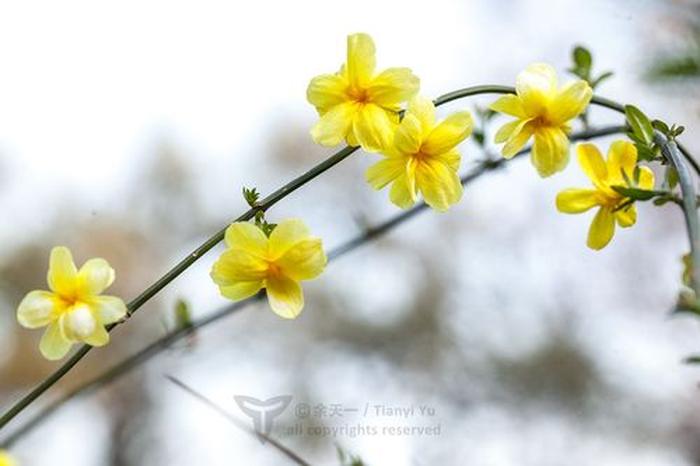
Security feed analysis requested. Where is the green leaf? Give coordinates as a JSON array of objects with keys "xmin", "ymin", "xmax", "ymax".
[
  {"xmin": 665, "ymin": 166, "xmax": 679, "ymax": 190},
  {"xmin": 473, "ymin": 130, "xmax": 485, "ymax": 147},
  {"xmin": 336, "ymin": 446, "xmax": 365, "ymax": 466},
  {"xmin": 683, "ymin": 253, "xmax": 693, "ymax": 287},
  {"xmin": 652, "ymin": 119, "xmax": 670, "ymax": 135},
  {"xmin": 624, "ymin": 105, "xmax": 655, "ymax": 146},
  {"xmin": 174, "ymin": 299, "xmax": 193, "ymax": 329},
  {"xmin": 242, "ymin": 187, "xmax": 260, "ymax": 207},
  {"xmin": 591, "ymin": 71, "xmax": 614, "ymax": 88},
  {"xmin": 610, "ymin": 185, "xmax": 664, "ymax": 201},
  {"xmin": 573, "ymin": 46, "xmax": 592, "ymax": 71},
  {"xmin": 684, "ymin": 355, "xmax": 700, "ymax": 364},
  {"xmin": 647, "ymin": 55, "xmax": 700, "ymax": 81}
]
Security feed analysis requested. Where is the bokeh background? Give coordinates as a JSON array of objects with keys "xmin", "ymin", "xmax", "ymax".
[{"xmin": 1, "ymin": 0, "xmax": 700, "ymax": 464}]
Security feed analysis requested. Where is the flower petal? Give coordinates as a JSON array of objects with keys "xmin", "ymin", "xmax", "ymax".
[
  {"xmin": 367, "ymin": 67, "xmax": 419, "ymax": 107},
  {"xmin": 423, "ymin": 111, "xmax": 473, "ymax": 155},
  {"xmin": 63, "ymin": 304, "xmax": 97, "ymax": 340},
  {"xmin": 277, "ymin": 239, "xmax": 327, "ymax": 281},
  {"xmin": 606, "ymin": 140, "xmax": 637, "ymax": 184},
  {"xmin": 490, "ymin": 94, "xmax": 528, "ymax": 118},
  {"xmin": 556, "ymin": 189, "xmax": 600, "ymax": 213},
  {"xmin": 77, "ymin": 258, "xmax": 115, "ymax": 296},
  {"xmin": 351, "ymin": 103, "xmax": 397, "ymax": 153},
  {"xmin": 548, "ymin": 80, "xmax": 592, "ymax": 124},
  {"xmin": 310, "ymin": 101, "xmax": 358, "ymax": 147},
  {"xmin": 265, "ymin": 275, "xmax": 304, "ymax": 319},
  {"xmin": 494, "ymin": 119, "xmax": 528, "ymax": 144},
  {"xmin": 306, "ymin": 73, "xmax": 349, "ymax": 114},
  {"xmin": 408, "ymin": 96, "xmax": 436, "ymax": 132},
  {"xmin": 587, "ymin": 207, "xmax": 616, "ymax": 250},
  {"xmin": 269, "ymin": 219, "xmax": 311, "ymax": 259},
  {"xmin": 516, "ymin": 63, "xmax": 558, "ymax": 115},
  {"xmin": 502, "ymin": 122, "xmax": 534, "ymax": 158},
  {"xmin": 220, "ymin": 280, "xmax": 264, "ymax": 301},
  {"xmin": 577, "ymin": 143, "xmax": 608, "ymax": 188},
  {"xmin": 17, "ymin": 290, "xmax": 59, "ymax": 328},
  {"xmin": 615, "ymin": 204, "xmax": 637, "ymax": 228},
  {"xmin": 40, "ymin": 321, "xmax": 73, "ymax": 360},
  {"xmin": 393, "ymin": 113, "xmax": 423, "ymax": 154},
  {"xmin": 389, "ymin": 172, "xmax": 417, "ymax": 209},
  {"xmin": 90, "ymin": 295, "xmax": 127, "ymax": 325},
  {"xmin": 211, "ymin": 249, "xmax": 268, "ymax": 286},
  {"xmin": 47, "ymin": 246, "xmax": 77, "ymax": 296},
  {"xmin": 83, "ymin": 324, "xmax": 110, "ymax": 347},
  {"xmin": 366, "ymin": 156, "xmax": 407, "ymax": 190},
  {"xmin": 440, "ymin": 149, "xmax": 461, "ymax": 172},
  {"xmin": 637, "ymin": 166, "xmax": 655, "ymax": 190},
  {"xmin": 415, "ymin": 159, "xmax": 463, "ymax": 212},
  {"xmin": 346, "ymin": 33, "xmax": 376, "ymax": 88},
  {"xmin": 531, "ymin": 126, "xmax": 570, "ymax": 177},
  {"xmin": 224, "ymin": 222, "xmax": 268, "ymax": 255}
]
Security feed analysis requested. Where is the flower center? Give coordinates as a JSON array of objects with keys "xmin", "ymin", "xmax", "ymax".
[
  {"xmin": 57, "ymin": 294, "xmax": 81, "ymax": 314},
  {"xmin": 348, "ymin": 86, "xmax": 370, "ymax": 104},
  {"xmin": 267, "ymin": 262, "xmax": 283, "ymax": 278},
  {"xmin": 532, "ymin": 115, "xmax": 552, "ymax": 127},
  {"xmin": 411, "ymin": 147, "xmax": 434, "ymax": 165}
]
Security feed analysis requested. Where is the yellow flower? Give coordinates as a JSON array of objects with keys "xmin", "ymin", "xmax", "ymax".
[
  {"xmin": 0, "ymin": 450, "xmax": 17, "ymax": 466},
  {"xmin": 307, "ymin": 33, "xmax": 420, "ymax": 153},
  {"xmin": 16, "ymin": 247, "xmax": 127, "ymax": 360},
  {"xmin": 365, "ymin": 96, "xmax": 473, "ymax": 211},
  {"xmin": 490, "ymin": 63, "xmax": 592, "ymax": 177},
  {"xmin": 211, "ymin": 219, "xmax": 327, "ymax": 319},
  {"xmin": 556, "ymin": 141, "xmax": 655, "ymax": 250}
]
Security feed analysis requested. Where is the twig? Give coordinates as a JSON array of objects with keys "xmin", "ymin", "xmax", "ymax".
[
  {"xmin": 655, "ymin": 132, "xmax": 700, "ymax": 296},
  {"xmin": 2, "ymin": 84, "xmax": 532, "ymax": 430},
  {"xmin": 165, "ymin": 375, "xmax": 313, "ymax": 466},
  {"xmin": 0, "ymin": 125, "xmax": 624, "ymax": 447}
]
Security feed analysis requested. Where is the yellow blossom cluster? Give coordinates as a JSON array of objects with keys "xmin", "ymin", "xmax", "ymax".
[{"xmin": 15, "ymin": 32, "xmax": 660, "ymax": 361}]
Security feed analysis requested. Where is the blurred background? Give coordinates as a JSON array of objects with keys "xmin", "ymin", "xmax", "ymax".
[{"xmin": 1, "ymin": 0, "xmax": 700, "ymax": 464}]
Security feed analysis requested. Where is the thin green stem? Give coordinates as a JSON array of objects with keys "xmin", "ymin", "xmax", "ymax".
[
  {"xmin": 0, "ymin": 80, "xmax": 692, "ymax": 431},
  {"xmin": 0, "ymin": 125, "xmax": 624, "ymax": 447},
  {"xmin": 0, "ymin": 84, "xmax": 527, "ymax": 431},
  {"xmin": 655, "ymin": 133, "xmax": 700, "ymax": 296}
]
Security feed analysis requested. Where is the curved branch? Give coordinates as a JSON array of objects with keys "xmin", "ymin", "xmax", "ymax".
[
  {"xmin": 0, "ymin": 82, "xmax": 684, "ymax": 431},
  {"xmin": 655, "ymin": 133, "xmax": 700, "ymax": 296},
  {"xmin": 0, "ymin": 125, "xmax": 625, "ymax": 447}
]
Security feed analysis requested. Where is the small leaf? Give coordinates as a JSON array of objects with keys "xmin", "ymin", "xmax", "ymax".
[
  {"xmin": 683, "ymin": 355, "xmax": 700, "ymax": 364},
  {"xmin": 573, "ymin": 46, "xmax": 592, "ymax": 71},
  {"xmin": 633, "ymin": 166, "xmax": 641, "ymax": 184},
  {"xmin": 591, "ymin": 71, "xmax": 614, "ymax": 88},
  {"xmin": 242, "ymin": 187, "xmax": 260, "ymax": 207},
  {"xmin": 673, "ymin": 125, "xmax": 685, "ymax": 137},
  {"xmin": 625, "ymin": 105, "xmax": 655, "ymax": 146},
  {"xmin": 683, "ymin": 253, "xmax": 693, "ymax": 287},
  {"xmin": 473, "ymin": 130, "xmax": 485, "ymax": 147},
  {"xmin": 665, "ymin": 166, "xmax": 679, "ymax": 190},
  {"xmin": 611, "ymin": 185, "xmax": 664, "ymax": 201},
  {"xmin": 174, "ymin": 299, "xmax": 193, "ymax": 330},
  {"xmin": 652, "ymin": 119, "xmax": 670, "ymax": 135}
]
